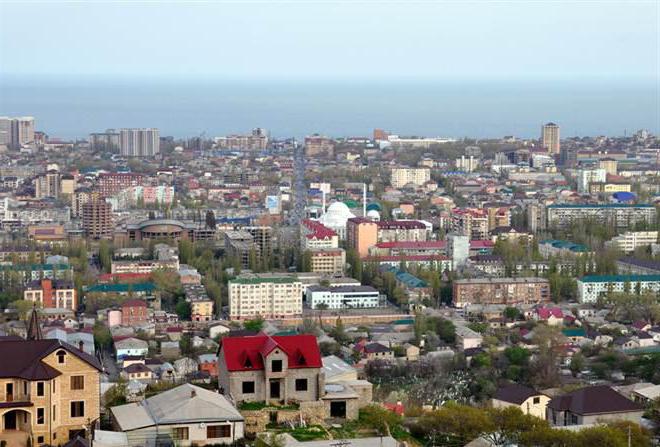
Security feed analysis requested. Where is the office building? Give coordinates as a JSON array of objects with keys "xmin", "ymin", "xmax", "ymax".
[
  {"xmin": 82, "ymin": 199, "xmax": 113, "ymax": 239},
  {"xmin": 452, "ymin": 277, "xmax": 551, "ymax": 307},
  {"xmin": 306, "ymin": 285, "xmax": 380, "ymax": 309},
  {"xmin": 605, "ymin": 231, "xmax": 658, "ymax": 253},
  {"xmin": 119, "ymin": 128, "xmax": 160, "ymax": 157},
  {"xmin": 228, "ymin": 273, "xmax": 302, "ymax": 320},
  {"xmin": 577, "ymin": 275, "xmax": 660, "ymax": 303},
  {"xmin": 542, "ymin": 122, "xmax": 560, "ymax": 154},
  {"xmin": 390, "ymin": 167, "xmax": 431, "ymax": 188}
]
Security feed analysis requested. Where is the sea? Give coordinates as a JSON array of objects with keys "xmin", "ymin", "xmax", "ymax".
[{"xmin": 0, "ymin": 76, "xmax": 658, "ymax": 140}]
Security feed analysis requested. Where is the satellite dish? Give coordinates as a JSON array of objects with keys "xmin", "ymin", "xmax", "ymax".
[{"xmin": 199, "ymin": 423, "xmax": 206, "ymax": 428}]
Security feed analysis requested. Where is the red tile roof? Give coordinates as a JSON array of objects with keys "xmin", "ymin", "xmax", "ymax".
[{"xmin": 220, "ymin": 334, "xmax": 322, "ymax": 372}]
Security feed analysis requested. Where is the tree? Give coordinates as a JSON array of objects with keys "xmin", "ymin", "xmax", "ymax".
[
  {"xmin": 13, "ymin": 300, "xmax": 41, "ymax": 320},
  {"xmin": 244, "ymin": 316, "xmax": 264, "ymax": 332},
  {"xmin": 93, "ymin": 321, "xmax": 113, "ymax": 351},
  {"xmin": 569, "ymin": 352, "xmax": 585, "ymax": 377},
  {"xmin": 329, "ymin": 318, "xmax": 350, "ymax": 345},
  {"xmin": 205, "ymin": 210, "xmax": 216, "ymax": 229},
  {"xmin": 504, "ymin": 306, "xmax": 521, "ymax": 321},
  {"xmin": 179, "ymin": 332, "xmax": 193, "ymax": 355},
  {"xmin": 301, "ymin": 250, "xmax": 312, "ymax": 273},
  {"xmin": 359, "ymin": 405, "xmax": 403, "ymax": 436},
  {"xmin": 98, "ymin": 240, "xmax": 113, "ymax": 274},
  {"xmin": 529, "ymin": 325, "xmax": 567, "ymax": 388},
  {"xmin": 175, "ymin": 299, "xmax": 191, "ymax": 320}
]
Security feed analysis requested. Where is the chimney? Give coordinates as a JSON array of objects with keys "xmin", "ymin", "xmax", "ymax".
[
  {"xmin": 78, "ymin": 340, "xmax": 85, "ymax": 352},
  {"xmin": 190, "ymin": 389, "xmax": 197, "ymax": 398}
]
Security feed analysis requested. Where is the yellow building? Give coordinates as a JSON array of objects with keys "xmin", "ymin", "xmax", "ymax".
[
  {"xmin": 491, "ymin": 384, "xmax": 550, "ymax": 420},
  {"xmin": 589, "ymin": 182, "xmax": 632, "ymax": 194},
  {"xmin": 541, "ymin": 122, "xmax": 560, "ymax": 154},
  {"xmin": 191, "ymin": 299, "xmax": 214, "ymax": 322},
  {"xmin": 0, "ymin": 312, "xmax": 102, "ymax": 447}
]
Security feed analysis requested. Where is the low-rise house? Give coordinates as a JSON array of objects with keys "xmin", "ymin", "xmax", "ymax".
[
  {"xmin": 120, "ymin": 363, "xmax": 155, "ymax": 383},
  {"xmin": 0, "ymin": 336, "xmax": 102, "ymax": 445},
  {"xmin": 547, "ymin": 385, "xmax": 643, "ymax": 427},
  {"xmin": 110, "ymin": 384, "xmax": 244, "ymax": 446},
  {"xmin": 403, "ymin": 343, "xmax": 420, "ymax": 361},
  {"xmin": 455, "ymin": 325, "xmax": 483, "ymax": 351},
  {"xmin": 561, "ymin": 328, "xmax": 586, "ymax": 344},
  {"xmin": 630, "ymin": 384, "xmax": 660, "ymax": 404},
  {"xmin": 121, "ymin": 300, "xmax": 149, "ymax": 327},
  {"xmin": 114, "ymin": 337, "xmax": 149, "ymax": 360},
  {"xmin": 534, "ymin": 307, "xmax": 564, "ymax": 326},
  {"xmin": 198, "ymin": 353, "xmax": 218, "ymax": 378},
  {"xmin": 492, "ymin": 384, "xmax": 550, "ymax": 420},
  {"xmin": 174, "ymin": 358, "xmax": 198, "ymax": 380},
  {"xmin": 357, "ymin": 343, "xmax": 393, "ymax": 362}
]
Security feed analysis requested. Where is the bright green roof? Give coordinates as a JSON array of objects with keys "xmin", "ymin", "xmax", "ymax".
[
  {"xmin": 86, "ymin": 283, "xmax": 156, "ymax": 293},
  {"xmin": 562, "ymin": 328, "xmax": 586, "ymax": 337},
  {"xmin": 579, "ymin": 275, "xmax": 660, "ymax": 283},
  {"xmin": 0, "ymin": 263, "xmax": 71, "ymax": 271}
]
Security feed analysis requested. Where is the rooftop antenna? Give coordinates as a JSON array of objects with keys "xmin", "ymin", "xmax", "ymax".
[{"xmin": 322, "ymin": 190, "xmax": 326, "ymax": 216}]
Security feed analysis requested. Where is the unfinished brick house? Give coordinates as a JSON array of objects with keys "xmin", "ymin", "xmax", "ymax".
[{"xmin": 217, "ymin": 334, "xmax": 324, "ymax": 406}]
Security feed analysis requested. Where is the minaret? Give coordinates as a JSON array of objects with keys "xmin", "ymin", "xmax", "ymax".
[
  {"xmin": 26, "ymin": 304, "xmax": 43, "ymax": 340},
  {"xmin": 322, "ymin": 190, "xmax": 326, "ymax": 216}
]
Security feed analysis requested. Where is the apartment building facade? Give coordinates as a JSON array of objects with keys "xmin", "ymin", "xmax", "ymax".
[
  {"xmin": 228, "ymin": 274, "xmax": 303, "ymax": 320},
  {"xmin": 390, "ymin": 167, "xmax": 430, "ymax": 189},
  {"xmin": 23, "ymin": 279, "xmax": 77, "ymax": 311},
  {"xmin": 546, "ymin": 204, "xmax": 656, "ymax": 230},
  {"xmin": 452, "ymin": 277, "xmax": 551, "ymax": 307}
]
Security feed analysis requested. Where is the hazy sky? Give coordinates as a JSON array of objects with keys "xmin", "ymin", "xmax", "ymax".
[{"xmin": 1, "ymin": 1, "xmax": 658, "ymax": 80}]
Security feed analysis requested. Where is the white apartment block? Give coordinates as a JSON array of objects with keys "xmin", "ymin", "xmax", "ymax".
[
  {"xmin": 605, "ymin": 231, "xmax": 659, "ymax": 253},
  {"xmin": 577, "ymin": 275, "xmax": 660, "ymax": 303},
  {"xmin": 547, "ymin": 204, "xmax": 656, "ymax": 230},
  {"xmin": 228, "ymin": 273, "xmax": 302, "ymax": 320},
  {"xmin": 577, "ymin": 168, "xmax": 606, "ymax": 193},
  {"xmin": 306, "ymin": 285, "xmax": 380, "ymax": 310},
  {"xmin": 390, "ymin": 167, "xmax": 431, "ymax": 189}
]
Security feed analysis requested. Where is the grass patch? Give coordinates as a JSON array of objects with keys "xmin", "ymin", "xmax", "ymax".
[{"xmin": 239, "ymin": 401, "xmax": 300, "ymax": 411}]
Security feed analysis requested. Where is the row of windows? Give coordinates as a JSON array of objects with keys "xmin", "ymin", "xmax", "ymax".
[
  {"xmin": 241, "ymin": 378, "xmax": 308, "ymax": 393},
  {"xmin": 34, "ymin": 401, "xmax": 84, "ymax": 424}
]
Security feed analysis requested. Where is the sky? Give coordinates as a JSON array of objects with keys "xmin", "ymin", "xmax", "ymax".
[{"xmin": 1, "ymin": 0, "xmax": 658, "ymax": 80}]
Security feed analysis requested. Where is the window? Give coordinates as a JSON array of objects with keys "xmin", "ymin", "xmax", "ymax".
[
  {"xmin": 271, "ymin": 360, "xmax": 282, "ymax": 372},
  {"xmin": 70, "ymin": 401, "xmax": 85, "ymax": 418},
  {"xmin": 37, "ymin": 436, "xmax": 44, "ymax": 444},
  {"xmin": 295, "ymin": 379, "xmax": 308, "ymax": 392},
  {"xmin": 533, "ymin": 397, "xmax": 540, "ymax": 404},
  {"xmin": 37, "ymin": 408, "xmax": 45, "ymax": 424},
  {"xmin": 23, "ymin": 382, "xmax": 28, "ymax": 395},
  {"xmin": 52, "ymin": 379, "xmax": 56, "ymax": 394},
  {"xmin": 207, "ymin": 425, "xmax": 231, "ymax": 439},
  {"xmin": 173, "ymin": 427, "xmax": 189, "ymax": 440},
  {"xmin": 71, "ymin": 376, "xmax": 84, "ymax": 390},
  {"xmin": 56, "ymin": 350, "xmax": 66, "ymax": 364},
  {"xmin": 242, "ymin": 381, "xmax": 255, "ymax": 394},
  {"xmin": 53, "ymin": 405, "xmax": 56, "ymax": 420},
  {"xmin": 37, "ymin": 382, "xmax": 45, "ymax": 397}
]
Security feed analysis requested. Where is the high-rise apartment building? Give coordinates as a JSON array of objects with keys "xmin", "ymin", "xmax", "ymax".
[
  {"xmin": 542, "ymin": 122, "xmax": 560, "ymax": 154},
  {"xmin": 34, "ymin": 170, "xmax": 62, "ymax": 199},
  {"xmin": 0, "ymin": 116, "xmax": 35, "ymax": 149},
  {"xmin": 390, "ymin": 167, "xmax": 431, "ymax": 188},
  {"xmin": 90, "ymin": 129, "xmax": 120, "ymax": 151},
  {"xmin": 119, "ymin": 128, "xmax": 160, "ymax": 157},
  {"xmin": 83, "ymin": 199, "xmax": 113, "ymax": 239}
]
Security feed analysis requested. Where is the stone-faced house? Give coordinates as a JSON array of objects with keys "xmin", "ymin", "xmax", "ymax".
[
  {"xmin": 0, "ymin": 338, "xmax": 102, "ymax": 447},
  {"xmin": 217, "ymin": 334, "xmax": 324, "ymax": 405},
  {"xmin": 491, "ymin": 384, "xmax": 550, "ymax": 420}
]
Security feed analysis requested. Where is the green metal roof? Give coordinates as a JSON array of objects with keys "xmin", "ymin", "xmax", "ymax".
[
  {"xmin": 579, "ymin": 275, "xmax": 660, "ymax": 283},
  {"xmin": 86, "ymin": 283, "xmax": 156, "ymax": 293},
  {"xmin": 0, "ymin": 263, "xmax": 71, "ymax": 271},
  {"xmin": 562, "ymin": 328, "xmax": 586, "ymax": 337}
]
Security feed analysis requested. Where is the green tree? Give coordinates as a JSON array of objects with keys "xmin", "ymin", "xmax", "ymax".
[
  {"xmin": 98, "ymin": 240, "xmax": 113, "ymax": 274},
  {"xmin": 175, "ymin": 299, "xmax": 191, "ymax": 320},
  {"xmin": 244, "ymin": 316, "xmax": 265, "ymax": 332},
  {"xmin": 93, "ymin": 321, "xmax": 113, "ymax": 351}
]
